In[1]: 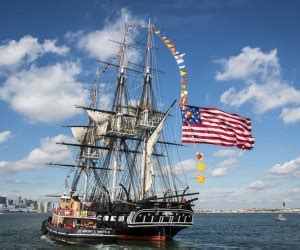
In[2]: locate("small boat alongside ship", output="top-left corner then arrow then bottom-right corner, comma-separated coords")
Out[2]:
41,20 -> 198,244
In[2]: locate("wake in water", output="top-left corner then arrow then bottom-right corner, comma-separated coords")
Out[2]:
40,235 -> 56,245
93,243 -> 155,250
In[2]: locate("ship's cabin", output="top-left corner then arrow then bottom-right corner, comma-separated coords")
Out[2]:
60,196 -> 81,213
51,195 -> 98,229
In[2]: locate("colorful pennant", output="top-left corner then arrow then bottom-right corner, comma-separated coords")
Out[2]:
152,26 -> 189,108
152,25 -> 207,185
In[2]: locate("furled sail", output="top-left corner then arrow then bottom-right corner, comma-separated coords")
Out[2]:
96,121 -> 112,145
144,107 -> 172,192
87,110 -> 110,124
70,127 -> 87,142
97,121 -> 108,136
103,137 -> 113,146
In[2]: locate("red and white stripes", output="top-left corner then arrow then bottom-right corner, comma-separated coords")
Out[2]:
182,107 -> 254,150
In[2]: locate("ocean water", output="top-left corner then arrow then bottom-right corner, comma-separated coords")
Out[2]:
0,212 -> 299,249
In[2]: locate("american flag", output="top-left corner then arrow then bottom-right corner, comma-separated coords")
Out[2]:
181,106 -> 254,150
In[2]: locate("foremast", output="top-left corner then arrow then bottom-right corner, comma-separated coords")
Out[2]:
69,67 -> 101,201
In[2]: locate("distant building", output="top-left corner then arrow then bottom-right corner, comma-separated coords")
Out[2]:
38,201 -> 44,212
43,201 -> 50,212
22,198 -> 27,206
0,196 -> 7,205
33,201 -> 38,209
27,199 -> 33,207
7,199 -> 13,206
17,196 -> 21,206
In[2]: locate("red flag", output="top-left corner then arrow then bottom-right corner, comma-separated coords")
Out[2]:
196,152 -> 203,160
181,78 -> 188,84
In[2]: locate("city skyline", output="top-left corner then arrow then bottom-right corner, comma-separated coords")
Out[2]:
0,0 -> 300,210
1,194 -> 299,214
0,194 -> 54,213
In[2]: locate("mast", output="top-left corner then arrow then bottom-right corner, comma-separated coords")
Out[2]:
111,16 -> 129,201
83,67 -> 100,201
140,20 -> 154,198
69,67 -> 100,199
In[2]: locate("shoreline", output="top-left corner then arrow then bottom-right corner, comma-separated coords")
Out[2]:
195,211 -> 300,214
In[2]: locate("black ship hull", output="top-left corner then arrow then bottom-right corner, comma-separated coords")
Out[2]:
43,221 -> 186,244
42,201 -> 194,244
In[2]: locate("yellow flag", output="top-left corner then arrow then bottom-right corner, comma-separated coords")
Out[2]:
180,69 -> 187,76
197,175 -> 206,184
197,162 -> 206,171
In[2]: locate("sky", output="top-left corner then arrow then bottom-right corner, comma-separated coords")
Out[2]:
0,0 -> 299,210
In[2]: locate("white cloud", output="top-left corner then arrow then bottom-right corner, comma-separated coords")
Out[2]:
194,188 -> 247,209
249,156 -> 300,191
280,107 -> 300,124
195,186 -> 299,210
0,161 -> 7,167
173,156 -> 238,178
76,8 -> 145,62
249,180 -> 266,190
213,149 -> 242,157
98,94 -> 112,110
0,62 -> 88,123
220,81 -> 300,114
287,188 -> 300,194
200,188 -> 238,198
215,47 -> 280,81
269,156 -> 300,177
0,130 -> 12,143
216,46 -> 300,123
173,158 -> 197,177
6,179 -> 26,184
210,167 -> 227,177
0,134 -> 74,173
0,35 -> 69,69
211,158 -> 237,177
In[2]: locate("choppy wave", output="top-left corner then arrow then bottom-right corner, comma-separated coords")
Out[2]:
1,213 -> 300,249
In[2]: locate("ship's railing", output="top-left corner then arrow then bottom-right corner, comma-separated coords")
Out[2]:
107,112 -> 165,134
53,208 -> 96,218
107,116 -> 137,136
53,208 -> 76,217
137,111 -> 164,128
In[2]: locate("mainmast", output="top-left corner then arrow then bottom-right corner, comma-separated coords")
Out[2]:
140,20 -> 155,198
111,17 -> 129,201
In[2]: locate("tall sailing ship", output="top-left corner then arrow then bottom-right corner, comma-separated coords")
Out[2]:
41,20 -> 198,244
